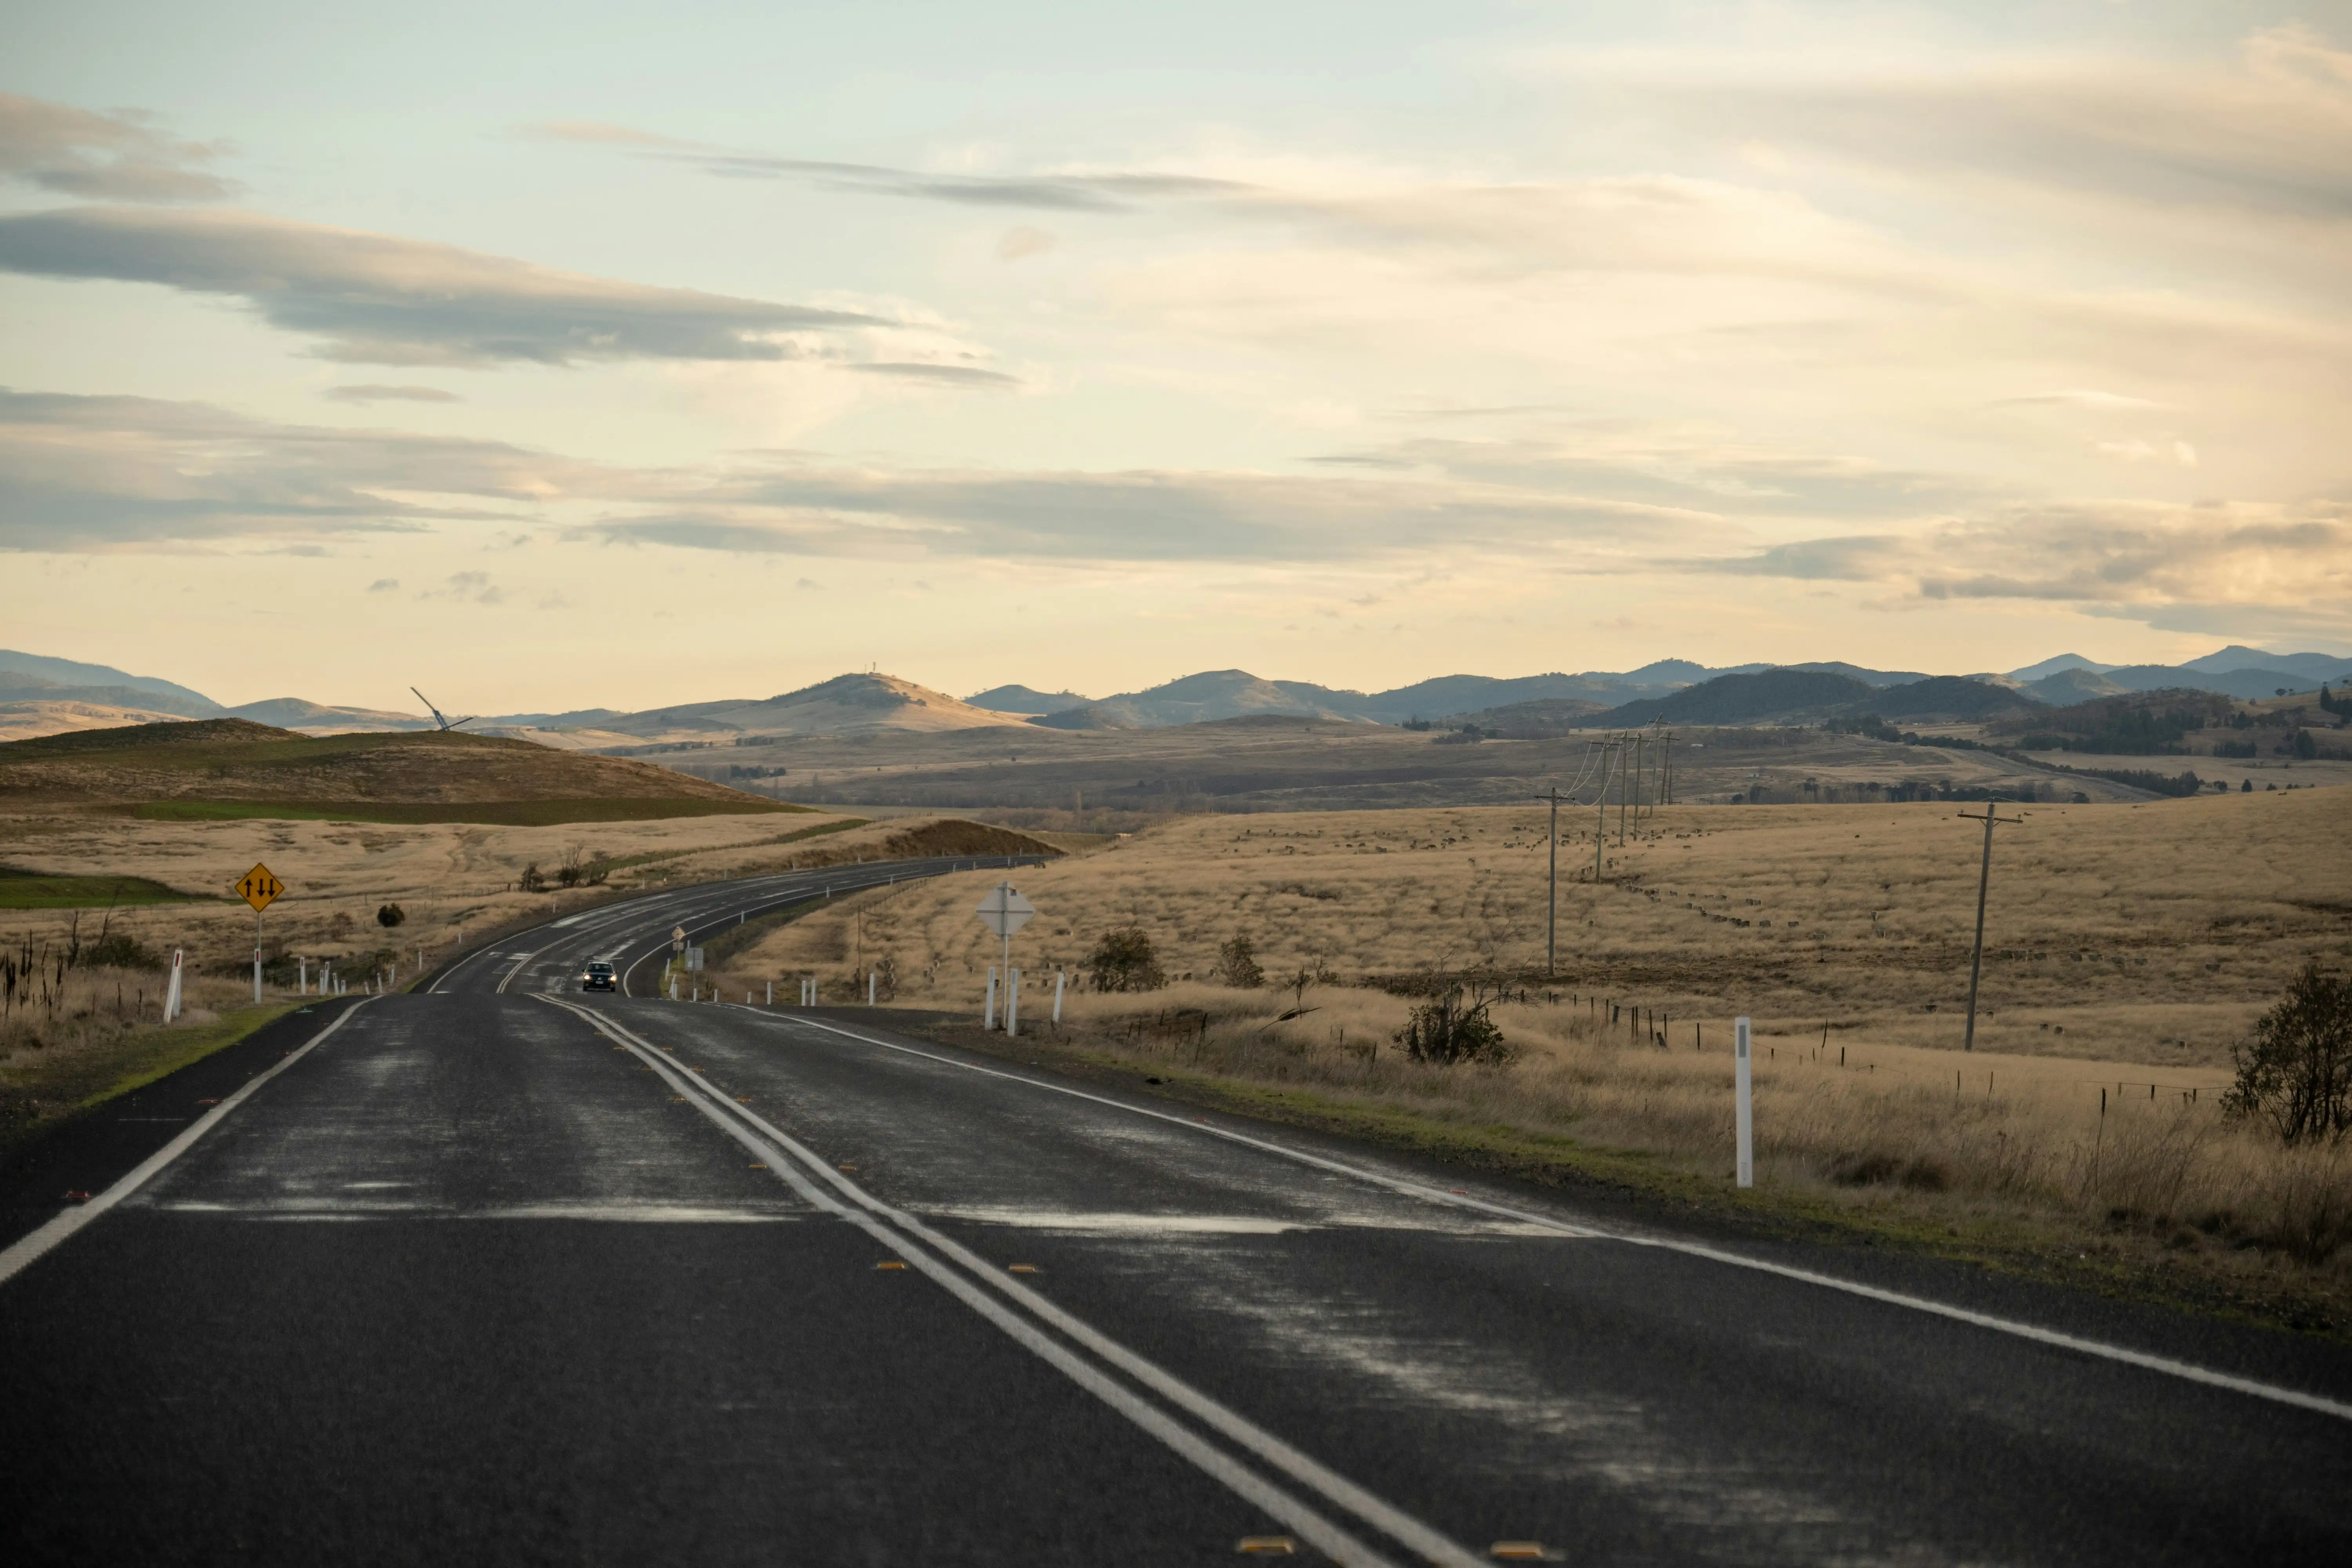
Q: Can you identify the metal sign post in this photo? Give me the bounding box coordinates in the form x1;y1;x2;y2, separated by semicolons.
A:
235;862;283;1005
974;882;1036;1032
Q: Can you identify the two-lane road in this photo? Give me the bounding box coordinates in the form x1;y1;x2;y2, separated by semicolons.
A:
5;860;2349;1564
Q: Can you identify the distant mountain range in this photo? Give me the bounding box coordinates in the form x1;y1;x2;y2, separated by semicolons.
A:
4;644;2347;745
978;648;2350;730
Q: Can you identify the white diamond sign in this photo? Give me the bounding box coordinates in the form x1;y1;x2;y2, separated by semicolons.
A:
975;882;1036;939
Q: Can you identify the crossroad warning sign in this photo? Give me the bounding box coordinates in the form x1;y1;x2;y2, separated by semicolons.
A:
235;862;284;913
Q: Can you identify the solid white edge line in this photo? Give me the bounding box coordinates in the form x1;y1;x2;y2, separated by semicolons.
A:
539;998;1407;1568
775;1013;2352;1426
0;998;378;1287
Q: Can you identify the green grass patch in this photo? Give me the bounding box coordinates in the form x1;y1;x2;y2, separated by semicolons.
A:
133;797;804;826
0;999;306;1165
0;866;209;909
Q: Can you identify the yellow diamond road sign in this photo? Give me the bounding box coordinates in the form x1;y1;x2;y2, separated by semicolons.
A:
236;863;284;914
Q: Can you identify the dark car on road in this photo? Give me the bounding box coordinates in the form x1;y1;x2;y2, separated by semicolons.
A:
581;960;617;992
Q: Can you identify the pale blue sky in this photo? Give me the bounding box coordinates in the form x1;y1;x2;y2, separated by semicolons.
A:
4;2;2346;710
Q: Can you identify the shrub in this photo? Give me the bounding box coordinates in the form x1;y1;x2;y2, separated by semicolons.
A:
377;904;405;929
1086;926;1166;993
1396;985;1509;1065
2224;962;2352;1144
519;862;546;893
84;931;165;971
1216;930;1264;989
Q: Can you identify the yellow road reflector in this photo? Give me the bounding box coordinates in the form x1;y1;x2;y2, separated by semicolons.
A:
875;1261;908;1270
1008;1264;1039;1274
1236;1537;1296;1555
1490;1545;1555;1561
735;1096;751;1103
670;1096;687;1103
748;1163;769;1170
838;1163;857;1171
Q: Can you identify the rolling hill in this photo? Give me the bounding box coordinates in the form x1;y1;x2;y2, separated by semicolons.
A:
0;719;799;824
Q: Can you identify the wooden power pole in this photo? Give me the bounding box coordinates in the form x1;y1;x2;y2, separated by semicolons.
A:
1532;786;1567;973
1955;800;2025;1051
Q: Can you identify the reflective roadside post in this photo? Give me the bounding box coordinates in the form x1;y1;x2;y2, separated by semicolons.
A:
1735;1016;1754;1189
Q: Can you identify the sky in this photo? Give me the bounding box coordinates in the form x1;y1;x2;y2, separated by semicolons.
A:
3;0;2348;713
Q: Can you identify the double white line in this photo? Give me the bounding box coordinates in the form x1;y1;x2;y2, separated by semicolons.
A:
538;995;1483;1568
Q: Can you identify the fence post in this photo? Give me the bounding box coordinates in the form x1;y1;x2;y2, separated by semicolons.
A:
1735;1016;1754;1189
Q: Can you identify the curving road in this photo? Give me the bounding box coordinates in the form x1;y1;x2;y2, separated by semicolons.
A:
4;856;2349;1564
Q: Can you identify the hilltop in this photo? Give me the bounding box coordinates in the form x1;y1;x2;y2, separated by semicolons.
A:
0;719;796;825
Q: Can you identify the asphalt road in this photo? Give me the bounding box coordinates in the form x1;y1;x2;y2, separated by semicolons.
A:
5;857;2349;1565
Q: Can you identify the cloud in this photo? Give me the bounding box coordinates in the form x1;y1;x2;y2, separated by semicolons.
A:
528;123;1250;211
845;362;1020;388
325;384;462;405
417;570;503;605
0;387;604;550
0;206;893;366
996;226;1057;261
1710;501;2352;616
577;461;1713;563
1612;25;2352;243
367;577;400;592
0;92;235;202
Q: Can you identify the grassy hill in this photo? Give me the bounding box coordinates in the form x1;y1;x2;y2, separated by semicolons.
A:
0;718;804;825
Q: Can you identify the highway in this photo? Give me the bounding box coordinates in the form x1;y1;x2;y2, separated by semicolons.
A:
4;855;2350;1564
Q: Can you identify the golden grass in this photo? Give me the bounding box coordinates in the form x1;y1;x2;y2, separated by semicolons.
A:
710;791;2352;1317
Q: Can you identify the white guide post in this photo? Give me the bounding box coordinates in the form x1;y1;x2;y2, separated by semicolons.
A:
163;949;183;1023
298;957;307;996
766;980;773;1006
1734;1016;1754;1189
1007;968;1020;1037
985;966;999;1030
867;971;876;1005
808;980;817;1006
1053;969;1065;1024
252;948;262;1006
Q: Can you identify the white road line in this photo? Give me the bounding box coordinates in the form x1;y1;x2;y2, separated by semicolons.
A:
542;997;1464;1568
773;1013;2352;1426
0;1000;377;1287
493;947;544;995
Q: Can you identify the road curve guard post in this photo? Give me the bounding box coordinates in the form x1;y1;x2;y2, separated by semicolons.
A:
1734;1017;1754;1189
984;967;998;1029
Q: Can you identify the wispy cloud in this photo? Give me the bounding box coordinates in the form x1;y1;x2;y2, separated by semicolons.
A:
0;388;597;550
1710;502;2352;616
0;92;236;202
325;384;462;405
845;362;1020;388
0;207;893;366
528;122;1250;211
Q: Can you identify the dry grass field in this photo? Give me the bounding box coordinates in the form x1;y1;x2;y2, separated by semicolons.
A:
713;789;2352;1321
653;713;2158;821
